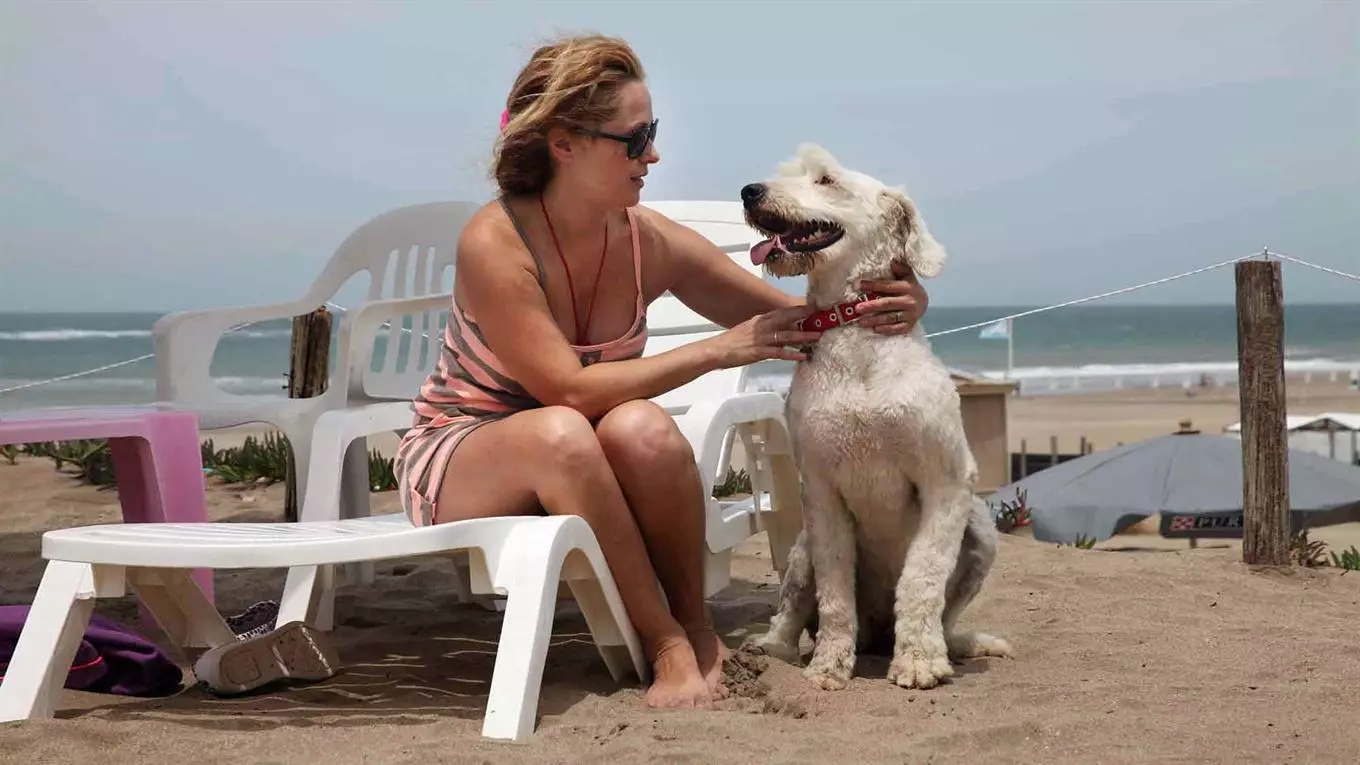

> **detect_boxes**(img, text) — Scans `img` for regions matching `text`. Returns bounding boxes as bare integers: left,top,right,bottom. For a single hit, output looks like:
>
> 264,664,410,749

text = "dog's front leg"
888,481,972,689
801,473,858,691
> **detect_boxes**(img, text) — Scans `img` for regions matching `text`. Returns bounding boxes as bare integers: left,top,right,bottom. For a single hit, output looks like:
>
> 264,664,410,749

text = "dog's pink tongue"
750,236,782,265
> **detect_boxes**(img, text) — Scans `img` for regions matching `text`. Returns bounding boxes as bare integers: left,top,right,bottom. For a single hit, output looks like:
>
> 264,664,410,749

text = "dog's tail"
940,498,1013,659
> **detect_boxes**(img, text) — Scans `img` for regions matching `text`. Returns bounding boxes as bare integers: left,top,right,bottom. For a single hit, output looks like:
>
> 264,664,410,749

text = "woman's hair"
493,35,645,196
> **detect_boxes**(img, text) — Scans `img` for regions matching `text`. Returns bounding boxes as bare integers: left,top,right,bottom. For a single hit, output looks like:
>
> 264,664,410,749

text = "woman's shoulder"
629,203,724,266
457,199,529,260
629,203,704,259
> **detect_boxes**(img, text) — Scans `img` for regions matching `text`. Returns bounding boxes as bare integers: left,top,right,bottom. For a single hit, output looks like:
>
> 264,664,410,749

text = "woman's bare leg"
594,400,728,697
432,405,711,709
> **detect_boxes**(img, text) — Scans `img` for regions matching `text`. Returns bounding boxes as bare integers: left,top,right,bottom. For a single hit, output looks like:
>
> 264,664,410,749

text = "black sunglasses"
584,119,658,160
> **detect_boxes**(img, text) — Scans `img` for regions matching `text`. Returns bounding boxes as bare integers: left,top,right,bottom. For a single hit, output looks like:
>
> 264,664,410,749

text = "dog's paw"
740,633,802,667
887,632,953,690
946,631,1013,660
803,663,851,691
803,641,855,691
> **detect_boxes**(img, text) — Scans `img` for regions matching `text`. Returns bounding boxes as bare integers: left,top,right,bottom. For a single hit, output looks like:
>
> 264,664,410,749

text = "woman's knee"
595,400,695,472
530,406,611,474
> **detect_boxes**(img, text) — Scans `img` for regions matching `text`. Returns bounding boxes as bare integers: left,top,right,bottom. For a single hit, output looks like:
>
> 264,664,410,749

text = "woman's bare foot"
644,635,713,709
686,624,730,699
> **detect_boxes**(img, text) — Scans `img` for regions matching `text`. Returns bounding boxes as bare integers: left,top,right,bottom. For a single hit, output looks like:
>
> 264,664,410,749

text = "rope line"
923,254,1253,338
1,251,1353,397
0,301,350,396
1268,252,1360,283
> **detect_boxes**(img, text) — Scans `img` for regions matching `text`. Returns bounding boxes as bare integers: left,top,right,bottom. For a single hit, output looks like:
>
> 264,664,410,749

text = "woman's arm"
456,218,818,420
642,208,930,334
643,209,800,328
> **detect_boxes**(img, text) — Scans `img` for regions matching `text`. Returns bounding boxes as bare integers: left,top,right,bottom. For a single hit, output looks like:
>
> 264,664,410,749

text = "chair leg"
481,518,646,742
563,553,647,685
339,436,375,587
277,564,336,631
127,568,236,659
765,451,805,576
481,572,558,741
0,561,97,721
480,528,573,742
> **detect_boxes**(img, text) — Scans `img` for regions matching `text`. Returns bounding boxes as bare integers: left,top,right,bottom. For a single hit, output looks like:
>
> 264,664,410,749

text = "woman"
394,35,928,710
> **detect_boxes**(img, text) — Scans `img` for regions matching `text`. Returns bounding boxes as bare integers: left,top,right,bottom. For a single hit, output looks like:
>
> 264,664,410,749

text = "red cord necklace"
540,195,609,345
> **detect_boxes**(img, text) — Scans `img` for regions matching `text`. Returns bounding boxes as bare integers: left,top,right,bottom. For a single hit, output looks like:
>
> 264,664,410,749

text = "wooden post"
1050,435,1059,467
1235,259,1289,567
285,306,333,522
1019,439,1028,478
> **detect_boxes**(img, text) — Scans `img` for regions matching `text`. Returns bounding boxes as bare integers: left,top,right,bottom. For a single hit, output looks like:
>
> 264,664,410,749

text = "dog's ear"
879,187,946,278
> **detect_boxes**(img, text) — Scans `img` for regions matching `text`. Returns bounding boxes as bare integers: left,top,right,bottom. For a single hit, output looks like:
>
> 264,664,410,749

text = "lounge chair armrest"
671,391,790,493
336,293,452,397
153,298,326,402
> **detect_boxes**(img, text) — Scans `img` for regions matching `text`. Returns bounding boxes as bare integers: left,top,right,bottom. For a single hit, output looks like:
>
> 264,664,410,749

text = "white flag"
979,318,1009,340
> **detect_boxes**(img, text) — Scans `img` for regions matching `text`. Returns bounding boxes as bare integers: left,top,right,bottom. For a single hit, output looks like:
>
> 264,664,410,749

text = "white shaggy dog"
739,144,1012,691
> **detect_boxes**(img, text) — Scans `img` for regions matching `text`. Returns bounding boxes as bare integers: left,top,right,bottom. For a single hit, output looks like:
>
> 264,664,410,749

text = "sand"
1009,379,1359,455
1,385,1358,763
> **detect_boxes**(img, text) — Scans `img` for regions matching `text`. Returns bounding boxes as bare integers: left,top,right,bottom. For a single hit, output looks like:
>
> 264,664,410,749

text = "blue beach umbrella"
991,433,1360,544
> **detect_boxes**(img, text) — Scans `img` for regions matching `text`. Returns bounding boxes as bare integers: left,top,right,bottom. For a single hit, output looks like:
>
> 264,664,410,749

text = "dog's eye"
815,175,835,186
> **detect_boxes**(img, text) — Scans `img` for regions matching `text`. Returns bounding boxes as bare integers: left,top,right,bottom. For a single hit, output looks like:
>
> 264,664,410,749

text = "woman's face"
557,80,660,208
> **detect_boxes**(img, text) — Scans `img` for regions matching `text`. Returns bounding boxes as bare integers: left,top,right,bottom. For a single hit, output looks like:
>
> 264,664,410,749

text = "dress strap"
625,207,643,309
498,197,547,287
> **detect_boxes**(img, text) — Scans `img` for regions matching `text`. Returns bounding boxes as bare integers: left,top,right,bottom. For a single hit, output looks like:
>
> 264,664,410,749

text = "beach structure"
1223,412,1360,464
949,369,1019,495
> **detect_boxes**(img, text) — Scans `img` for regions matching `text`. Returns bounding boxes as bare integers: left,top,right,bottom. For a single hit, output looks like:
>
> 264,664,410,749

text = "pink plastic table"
0,404,214,603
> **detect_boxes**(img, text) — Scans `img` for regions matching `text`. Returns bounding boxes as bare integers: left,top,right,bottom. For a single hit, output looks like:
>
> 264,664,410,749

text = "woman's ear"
879,187,947,279
544,125,578,166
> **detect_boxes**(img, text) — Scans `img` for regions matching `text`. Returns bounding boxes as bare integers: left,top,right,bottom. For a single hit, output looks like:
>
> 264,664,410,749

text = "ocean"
1,304,1357,411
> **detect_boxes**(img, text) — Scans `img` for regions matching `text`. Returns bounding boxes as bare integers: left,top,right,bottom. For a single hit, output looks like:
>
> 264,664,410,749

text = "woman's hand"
855,261,930,335
704,304,824,368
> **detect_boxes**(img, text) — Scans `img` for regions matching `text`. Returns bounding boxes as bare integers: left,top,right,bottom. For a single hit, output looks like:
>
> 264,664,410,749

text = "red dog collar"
795,291,883,332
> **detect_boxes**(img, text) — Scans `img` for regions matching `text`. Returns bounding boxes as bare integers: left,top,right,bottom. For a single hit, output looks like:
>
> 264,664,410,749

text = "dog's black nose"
740,183,766,205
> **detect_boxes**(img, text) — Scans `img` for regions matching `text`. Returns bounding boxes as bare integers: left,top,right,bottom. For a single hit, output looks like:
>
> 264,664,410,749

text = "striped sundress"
394,198,649,527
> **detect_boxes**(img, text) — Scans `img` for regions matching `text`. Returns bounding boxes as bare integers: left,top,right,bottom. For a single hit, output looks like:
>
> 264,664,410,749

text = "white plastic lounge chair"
0,514,646,742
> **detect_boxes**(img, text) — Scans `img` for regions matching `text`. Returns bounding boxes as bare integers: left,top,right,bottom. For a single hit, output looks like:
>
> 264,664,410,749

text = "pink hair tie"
499,109,509,131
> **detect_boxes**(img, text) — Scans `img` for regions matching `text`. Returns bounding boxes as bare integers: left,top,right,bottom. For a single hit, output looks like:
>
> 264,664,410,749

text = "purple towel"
0,605,183,697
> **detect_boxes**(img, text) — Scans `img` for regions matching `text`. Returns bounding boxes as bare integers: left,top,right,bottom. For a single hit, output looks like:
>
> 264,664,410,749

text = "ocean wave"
0,376,285,393
0,328,293,341
0,329,153,341
974,357,1360,381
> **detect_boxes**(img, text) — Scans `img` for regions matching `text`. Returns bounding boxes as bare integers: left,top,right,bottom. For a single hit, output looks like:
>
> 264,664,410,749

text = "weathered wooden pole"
285,306,333,523
1235,256,1290,567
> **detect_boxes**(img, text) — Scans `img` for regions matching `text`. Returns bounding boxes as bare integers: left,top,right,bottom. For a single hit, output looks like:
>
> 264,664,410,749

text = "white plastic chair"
0,513,645,742
153,201,480,522
288,199,804,625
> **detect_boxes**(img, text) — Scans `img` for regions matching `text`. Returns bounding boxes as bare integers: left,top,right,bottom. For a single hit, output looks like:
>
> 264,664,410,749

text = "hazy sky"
1,1,1355,312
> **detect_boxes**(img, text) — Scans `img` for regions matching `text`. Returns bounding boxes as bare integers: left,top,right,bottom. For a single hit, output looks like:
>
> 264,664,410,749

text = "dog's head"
741,143,946,282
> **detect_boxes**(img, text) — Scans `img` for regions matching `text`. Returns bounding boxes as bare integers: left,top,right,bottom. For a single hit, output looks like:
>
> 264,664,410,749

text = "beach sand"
1,385,1358,763
1009,379,1358,455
